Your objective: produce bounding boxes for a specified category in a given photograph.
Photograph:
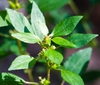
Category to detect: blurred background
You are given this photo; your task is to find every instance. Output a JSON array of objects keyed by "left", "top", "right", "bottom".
[{"left": 0, "top": 0, "right": 100, "bottom": 85}]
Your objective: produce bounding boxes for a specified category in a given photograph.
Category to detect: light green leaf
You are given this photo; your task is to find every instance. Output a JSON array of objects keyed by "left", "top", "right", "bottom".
[
  {"left": 36, "top": 0, "right": 70, "bottom": 11},
  {"left": 8, "top": 55, "right": 36, "bottom": 71},
  {"left": 50, "top": 16, "right": 83, "bottom": 37},
  {"left": 61, "top": 70, "right": 84, "bottom": 85},
  {"left": 0, "top": 72, "right": 24, "bottom": 85},
  {"left": 52, "top": 37, "right": 76, "bottom": 48},
  {"left": 31, "top": 1, "right": 49, "bottom": 40},
  {"left": 12, "top": 33, "right": 41, "bottom": 44},
  {"left": 67, "top": 33, "right": 98, "bottom": 48},
  {"left": 45, "top": 49, "right": 63, "bottom": 64},
  {"left": 6, "top": 8, "right": 34, "bottom": 33},
  {"left": 64, "top": 48, "right": 92, "bottom": 75},
  {"left": 29, "top": 0, "right": 33, "bottom": 3}
]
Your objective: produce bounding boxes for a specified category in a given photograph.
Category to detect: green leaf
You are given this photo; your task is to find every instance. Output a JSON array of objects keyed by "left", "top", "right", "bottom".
[
  {"left": 10, "top": 45, "right": 21, "bottom": 56},
  {"left": 67, "top": 33, "right": 98, "bottom": 48},
  {"left": 0, "top": 72, "right": 24, "bottom": 85},
  {"left": 64, "top": 48, "right": 92, "bottom": 75},
  {"left": 45, "top": 49, "right": 63, "bottom": 64},
  {"left": 52, "top": 37, "right": 76, "bottom": 48},
  {"left": 12, "top": 33, "right": 41, "bottom": 44},
  {"left": 31, "top": 1, "right": 49, "bottom": 40},
  {"left": 0, "top": 11, "right": 8, "bottom": 27},
  {"left": 6, "top": 8, "right": 33, "bottom": 33},
  {"left": 50, "top": 16, "right": 83, "bottom": 37},
  {"left": 29, "top": 0, "right": 33, "bottom": 3},
  {"left": 37, "top": 0, "right": 70, "bottom": 11},
  {"left": 61, "top": 70, "right": 84, "bottom": 85},
  {"left": 8, "top": 55, "right": 36, "bottom": 71}
]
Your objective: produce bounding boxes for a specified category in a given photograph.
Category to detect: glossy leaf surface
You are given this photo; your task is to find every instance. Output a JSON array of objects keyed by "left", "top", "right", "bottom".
[
  {"left": 45, "top": 49, "right": 63, "bottom": 64},
  {"left": 8, "top": 55, "right": 36, "bottom": 71},
  {"left": 31, "top": 1, "right": 49, "bottom": 39},
  {"left": 67, "top": 33, "right": 98, "bottom": 48},
  {"left": 51, "top": 16, "right": 83, "bottom": 37},
  {"left": 61, "top": 70, "right": 84, "bottom": 85},
  {"left": 52, "top": 37, "right": 76, "bottom": 48},
  {"left": 64, "top": 48, "right": 92, "bottom": 75},
  {"left": 0, "top": 72, "right": 24, "bottom": 85},
  {"left": 12, "top": 33, "right": 41, "bottom": 44}
]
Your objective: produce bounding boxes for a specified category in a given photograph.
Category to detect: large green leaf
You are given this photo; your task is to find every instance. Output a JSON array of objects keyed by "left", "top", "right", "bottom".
[
  {"left": 50, "top": 16, "right": 83, "bottom": 37},
  {"left": 61, "top": 70, "right": 84, "bottom": 85},
  {"left": 12, "top": 33, "right": 41, "bottom": 44},
  {"left": 52, "top": 37, "right": 76, "bottom": 48},
  {"left": 36, "top": 0, "right": 70, "bottom": 11},
  {"left": 6, "top": 8, "right": 33, "bottom": 33},
  {"left": 0, "top": 72, "right": 24, "bottom": 85},
  {"left": 45, "top": 49, "right": 63, "bottom": 64},
  {"left": 8, "top": 55, "right": 36, "bottom": 71},
  {"left": 67, "top": 33, "right": 98, "bottom": 48},
  {"left": 31, "top": 1, "right": 49, "bottom": 40},
  {"left": 64, "top": 48, "right": 92, "bottom": 75}
]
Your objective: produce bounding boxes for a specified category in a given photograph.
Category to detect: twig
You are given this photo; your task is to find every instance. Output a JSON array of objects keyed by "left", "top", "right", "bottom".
[{"left": 60, "top": 80, "right": 65, "bottom": 85}]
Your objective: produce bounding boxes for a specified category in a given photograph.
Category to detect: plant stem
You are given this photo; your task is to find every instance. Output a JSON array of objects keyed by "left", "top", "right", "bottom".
[
  {"left": 47, "top": 69, "right": 50, "bottom": 81},
  {"left": 26, "top": 69, "right": 34, "bottom": 82},
  {"left": 0, "top": 33, "right": 11, "bottom": 39},
  {"left": 17, "top": 39, "right": 23, "bottom": 54},
  {"left": 25, "top": 81, "right": 39, "bottom": 85},
  {"left": 60, "top": 80, "right": 65, "bottom": 85},
  {"left": 68, "top": 0, "right": 79, "bottom": 14}
]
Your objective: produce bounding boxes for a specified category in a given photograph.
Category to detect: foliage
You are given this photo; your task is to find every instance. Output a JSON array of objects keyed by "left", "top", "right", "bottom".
[{"left": 0, "top": 0, "right": 98, "bottom": 85}]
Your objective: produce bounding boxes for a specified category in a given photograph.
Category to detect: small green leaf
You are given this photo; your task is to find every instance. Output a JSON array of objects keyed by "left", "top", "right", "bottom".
[
  {"left": 51, "top": 16, "right": 83, "bottom": 37},
  {"left": 0, "top": 72, "right": 24, "bottom": 85},
  {"left": 52, "top": 37, "right": 76, "bottom": 48},
  {"left": 31, "top": 1, "right": 49, "bottom": 40},
  {"left": 64, "top": 48, "right": 92, "bottom": 75},
  {"left": 12, "top": 33, "right": 41, "bottom": 44},
  {"left": 6, "top": 8, "right": 33, "bottom": 33},
  {"left": 67, "top": 33, "right": 98, "bottom": 48},
  {"left": 8, "top": 55, "right": 36, "bottom": 71},
  {"left": 37, "top": 0, "right": 70, "bottom": 11},
  {"left": 61, "top": 70, "right": 84, "bottom": 85},
  {"left": 45, "top": 49, "right": 63, "bottom": 64}
]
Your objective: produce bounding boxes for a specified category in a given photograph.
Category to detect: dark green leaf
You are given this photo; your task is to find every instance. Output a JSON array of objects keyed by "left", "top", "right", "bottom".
[
  {"left": 0, "top": 72, "right": 24, "bottom": 85},
  {"left": 67, "top": 33, "right": 98, "bottom": 48},
  {"left": 61, "top": 70, "right": 84, "bottom": 85},
  {"left": 37, "top": 0, "right": 70, "bottom": 11},
  {"left": 45, "top": 49, "right": 63, "bottom": 64},
  {"left": 31, "top": 1, "right": 49, "bottom": 40},
  {"left": 52, "top": 37, "right": 76, "bottom": 48},
  {"left": 8, "top": 55, "right": 36, "bottom": 71},
  {"left": 64, "top": 48, "right": 92, "bottom": 75},
  {"left": 0, "top": 11, "right": 8, "bottom": 27},
  {"left": 12, "top": 33, "right": 41, "bottom": 44},
  {"left": 6, "top": 8, "right": 33, "bottom": 33},
  {"left": 50, "top": 16, "right": 83, "bottom": 37}
]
